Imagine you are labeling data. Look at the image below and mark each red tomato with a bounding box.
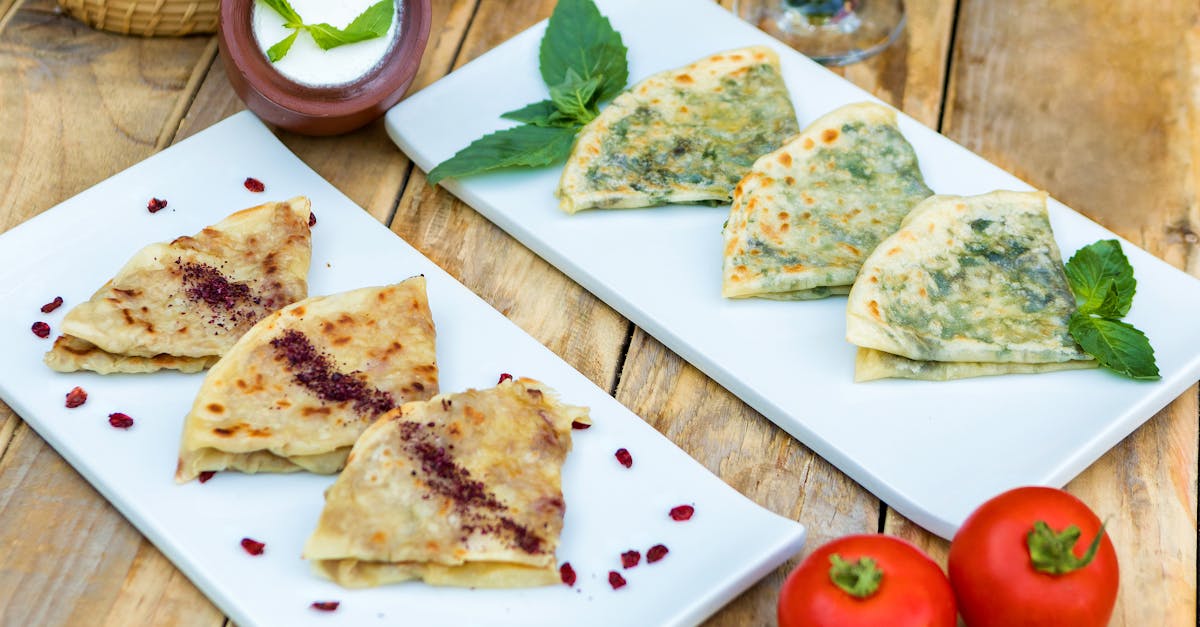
[948,486,1119,627]
[777,534,957,627]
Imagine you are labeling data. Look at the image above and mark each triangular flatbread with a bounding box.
[846,191,1094,380]
[175,278,439,482]
[45,197,313,374]
[722,102,932,299]
[303,378,587,588]
[557,46,799,213]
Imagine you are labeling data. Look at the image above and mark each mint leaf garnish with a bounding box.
[1065,239,1135,317]
[539,0,628,102]
[262,0,303,27]
[500,100,573,127]
[307,0,394,50]
[1068,315,1159,380]
[267,30,299,63]
[428,0,628,185]
[427,125,579,186]
[549,69,603,124]
[1064,239,1158,380]
[259,0,394,61]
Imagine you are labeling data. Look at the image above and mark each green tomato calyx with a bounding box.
[1027,520,1107,575]
[828,554,883,598]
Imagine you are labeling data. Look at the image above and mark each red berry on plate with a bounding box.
[243,177,265,192]
[559,562,576,586]
[31,321,50,338]
[615,448,633,468]
[107,412,134,429]
[240,537,265,556]
[65,386,87,408]
[669,505,694,521]
[647,544,669,563]
[608,571,627,590]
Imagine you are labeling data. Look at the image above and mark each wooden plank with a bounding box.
[0,423,224,626]
[391,0,630,392]
[888,1,1200,624]
[596,2,958,625]
[0,2,229,624]
[0,0,213,233]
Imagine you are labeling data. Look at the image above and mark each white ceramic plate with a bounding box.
[385,0,1200,539]
[0,112,806,627]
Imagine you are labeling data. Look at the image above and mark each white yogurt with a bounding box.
[252,0,401,87]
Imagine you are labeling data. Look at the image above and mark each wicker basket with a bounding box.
[58,0,219,36]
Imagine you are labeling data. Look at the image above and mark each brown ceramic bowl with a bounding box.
[218,0,431,136]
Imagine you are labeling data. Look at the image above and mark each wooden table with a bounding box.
[0,0,1195,624]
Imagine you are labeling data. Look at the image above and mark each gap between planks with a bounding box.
[156,37,220,150]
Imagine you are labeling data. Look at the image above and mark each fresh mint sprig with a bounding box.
[427,0,627,185]
[1064,239,1158,380]
[261,0,394,63]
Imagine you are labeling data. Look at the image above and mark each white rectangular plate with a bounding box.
[0,112,805,627]
[385,0,1200,538]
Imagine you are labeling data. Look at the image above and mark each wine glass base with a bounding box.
[735,0,906,67]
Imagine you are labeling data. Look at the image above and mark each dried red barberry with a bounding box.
[498,373,513,383]
[310,601,340,612]
[308,211,317,227]
[571,420,591,430]
[31,321,50,338]
[614,448,633,468]
[197,471,216,484]
[65,386,87,408]
[669,505,695,521]
[147,197,168,213]
[559,562,577,586]
[621,550,641,569]
[40,296,63,313]
[240,537,265,556]
[108,412,134,429]
[243,177,265,192]
[647,544,669,563]
[608,571,626,590]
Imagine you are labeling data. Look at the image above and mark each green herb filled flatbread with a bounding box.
[722,102,932,300]
[556,46,799,213]
[845,190,1095,381]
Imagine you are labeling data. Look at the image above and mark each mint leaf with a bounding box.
[500,100,576,127]
[1075,277,1125,318]
[306,0,394,50]
[1069,314,1159,380]
[549,69,603,124]
[539,0,628,103]
[1065,239,1136,317]
[261,0,304,27]
[267,30,299,63]
[427,125,579,186]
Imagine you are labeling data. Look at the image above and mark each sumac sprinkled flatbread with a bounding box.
[845,191,1095,381]
[722,102,932,300]
[303,378,587,589]
[175,278,438,481]
[44,197,313,374]
[557,45,798,213]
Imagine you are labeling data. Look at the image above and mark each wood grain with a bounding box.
[0,0,212,233]
[0,0,223,623]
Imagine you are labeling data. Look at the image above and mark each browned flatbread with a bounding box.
[175,278,439,482]
[45,197,313,373]
[303,378,587,588]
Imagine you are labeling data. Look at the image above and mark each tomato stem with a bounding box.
[828,554,882,598]
[1026,520,1107,575]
